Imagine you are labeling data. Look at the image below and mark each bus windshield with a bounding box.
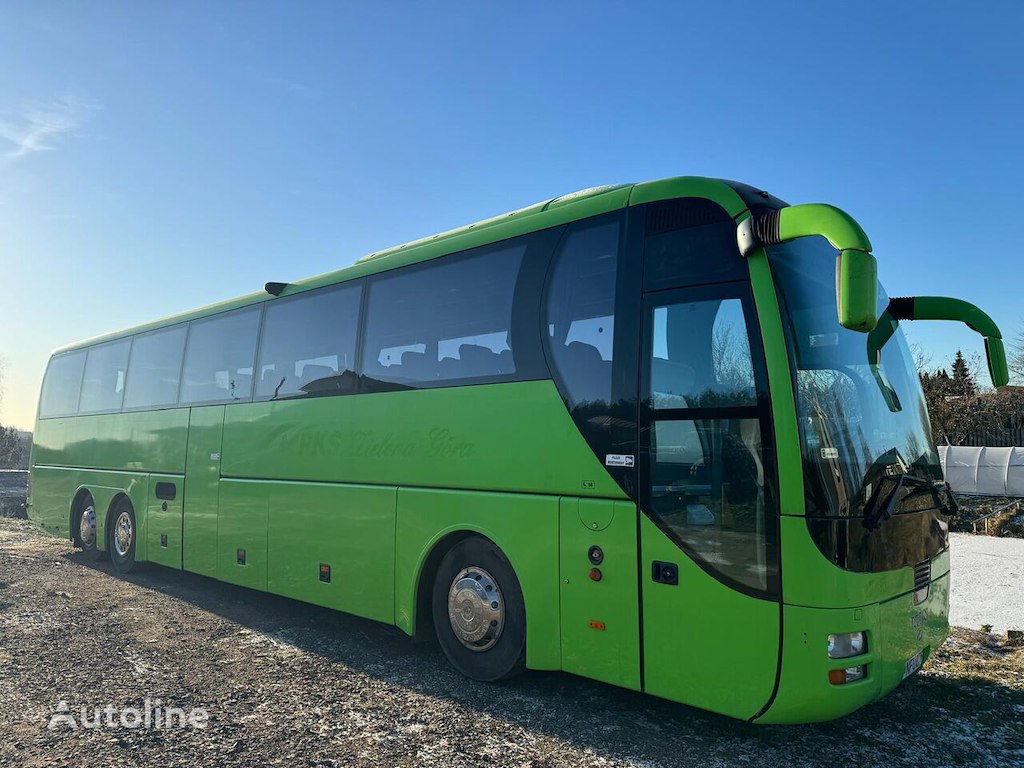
[767,236,943,520]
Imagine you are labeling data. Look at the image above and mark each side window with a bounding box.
[78,339,132,414]
[180,308,261,405]
[545,219,620,407]
[645,289,774,594]
[123,325,187,410]
[361,243,525,387]
[39,350,87,418]
[256,283,362,400]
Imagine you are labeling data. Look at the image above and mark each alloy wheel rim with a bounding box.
[113,510,133,557]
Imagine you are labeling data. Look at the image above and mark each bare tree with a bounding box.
[1010,323,1024,384]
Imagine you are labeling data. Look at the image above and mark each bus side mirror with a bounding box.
[738,203,877,333]
[881,296,1010,388]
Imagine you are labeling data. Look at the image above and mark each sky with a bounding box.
[1,1,1022,429]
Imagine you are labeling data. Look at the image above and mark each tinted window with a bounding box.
[256,283,362,400]
[123,325,187,409]
[39,351,86,418]
[362,243,525,387]
[78,339,132,414]
[546,219,620,406]
[180,308,260,404]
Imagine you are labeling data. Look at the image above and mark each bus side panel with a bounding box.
[32,410,190,474]
[267,482,397,624]
[559,498,640,690]
[780,516,912,608]
[217,479,269,590]
[395,488,561,670]
[28,465,75,537]
[221,381,622,499]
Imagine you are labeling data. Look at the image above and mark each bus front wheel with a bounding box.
[107,497,137,574]
[432,536,526,682]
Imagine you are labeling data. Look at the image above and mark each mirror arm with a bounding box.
[880,296,1009,388]
[737,204,878,332]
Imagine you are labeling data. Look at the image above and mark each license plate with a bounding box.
[902,649,924,680]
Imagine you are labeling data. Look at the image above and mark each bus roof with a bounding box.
[53,176,760,354]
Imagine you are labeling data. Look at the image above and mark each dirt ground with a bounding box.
[1,518,1022,768]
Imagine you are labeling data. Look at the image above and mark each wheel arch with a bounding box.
[412,528,486,641]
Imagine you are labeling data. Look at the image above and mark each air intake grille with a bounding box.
[917,561,933,606]
[644,198,730,235]
[914,561,931,593]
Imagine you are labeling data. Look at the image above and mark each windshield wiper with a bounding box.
[863,474,952,530]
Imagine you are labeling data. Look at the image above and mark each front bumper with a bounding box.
[756,570,950,724]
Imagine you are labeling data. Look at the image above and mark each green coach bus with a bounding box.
[29,176,1008,723]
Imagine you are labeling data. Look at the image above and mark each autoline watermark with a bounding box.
[48,699,208,730]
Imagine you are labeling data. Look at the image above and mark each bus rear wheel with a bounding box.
[432,537,526,682]
[107,498,137,574]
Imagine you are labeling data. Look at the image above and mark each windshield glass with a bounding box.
[767,236,943,520]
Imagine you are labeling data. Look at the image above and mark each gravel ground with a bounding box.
[1,518,1022,768]
[949,532,1024,634]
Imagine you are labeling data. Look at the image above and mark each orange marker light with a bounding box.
[588,621,606,631]
[828,669,847,685]
[589,568,603,582]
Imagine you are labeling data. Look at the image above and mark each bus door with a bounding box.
[182,405,225,577]
[638,284,782,719]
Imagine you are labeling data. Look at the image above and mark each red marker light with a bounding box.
[589,568,602,582]
[588,621,606,631]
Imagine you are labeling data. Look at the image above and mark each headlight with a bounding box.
[827,631,866,659]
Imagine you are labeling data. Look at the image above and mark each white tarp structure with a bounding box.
[938,445,1024,497]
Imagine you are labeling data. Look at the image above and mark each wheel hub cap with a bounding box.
[79,505,96,548]
[447,566,504,652]
[113,511,133,557]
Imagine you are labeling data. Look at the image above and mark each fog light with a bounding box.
[828,665,867,685]
[827,631,866,659]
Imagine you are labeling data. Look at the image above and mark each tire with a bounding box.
[107,497,137,574]
[432,536,526,682]
[73,493,101,560]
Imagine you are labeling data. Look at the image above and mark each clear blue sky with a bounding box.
[2,1,1022,429]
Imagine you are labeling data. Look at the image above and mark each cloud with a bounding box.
[267,76,319,97]
[0,95,99,160]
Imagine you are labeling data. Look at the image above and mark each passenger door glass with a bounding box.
[644,288,775,594]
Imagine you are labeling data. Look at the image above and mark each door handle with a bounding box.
[651,561,679,585]
[155,482,177,501]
